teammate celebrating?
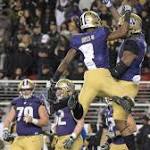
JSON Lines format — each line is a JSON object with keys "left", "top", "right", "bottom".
{"left": 52, "top": 79, "right": 84, "bottom": 150}
{"left": 100, "top": 0, "right": 147, "bottom": 149}
{"left": 100, "top": 99, "right": 136, "bottom": 150}
{"left": 49, "top": 8, "right": 146, "bottom": 150}
{"left": 2, "top": 79, "right": 49, "bottom": 150}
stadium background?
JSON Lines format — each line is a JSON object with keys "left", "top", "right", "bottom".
{"left": 0, "top": 0, "right": 150, "bottom": 149}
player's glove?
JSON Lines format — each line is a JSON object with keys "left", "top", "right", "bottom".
{"left": 112, "top": 96, "right": 134, "bottom": 113}
{"left": 2, "top": 128, "right": 14, "bottom": 142}
{"left": 101, "top": 0, "right": 112, "bottom": 8}
{"left": 48, "top": 79, "right": 57, "bottom": 99}
{"left": 63, "top": 135, "right": 75, "bottom": 149}
{"left": 100, "top": 143, "right": 110, "bottom": 150}
{"left": 122, "top": 4, "right": 132, "bottom": 15}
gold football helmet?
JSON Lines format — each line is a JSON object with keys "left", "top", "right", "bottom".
{"left": 55, "top": 79, "right": 75, "bottom": 100}
{"left": 118, "top": 13, "right": 142, "bottom": 36}
{"left": 80, "top": 11, "right": 102, "bottom": 30}
{"left": 18, "top": 79, "right": 35, "bottom": 99}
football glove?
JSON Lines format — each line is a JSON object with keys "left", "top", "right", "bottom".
{"left": 48, "top": 79, "right": 57, "bottom": 99}
{"left": 101, "top": 0, "right": 112, "bottom": 8}
{"left": 63, "top": 136, "right": 75, "bottom": 149}
{"left": 122, "top": 4, "right": 132, "bottom": 15}
{"left": 100, "top": 143, "right": 110, "bottom": 150}
{"left": 2, "top": 129, "right": 14, "bottom": 142}
{"left": 112, "top": 96, "right": 134, "bottom": 113}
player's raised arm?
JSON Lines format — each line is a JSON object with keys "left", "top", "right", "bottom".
{"left": 107, "top": 21, "right": 128, "bottom": 40}
{"left": 107, "top": 9, "right": 132, "bottom": 41}
{"left": 101, "top": 0, "right": 121, "bottom": 22}
{"left": 101, "top": 0, "right": 133, "bottom": 22}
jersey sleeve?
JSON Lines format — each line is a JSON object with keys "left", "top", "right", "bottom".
{"left": 123, "top": 39, "right": 139, "bottom": 55}
{"left": 69, "top": 36, "right": 79, "bottom": 50}
{"left": 11, "top": 99, "right": 17, "bottom": 110}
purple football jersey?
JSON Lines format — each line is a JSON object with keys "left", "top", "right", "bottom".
{"left": 11, "top": 96, "right": 44, "bottom": 136}
{"left": 70, "top": 27, "right": 110, "bottom": 70}
{"left": 118, "top": 33, "right": 147, "bottom": 81}
{"left": 55, "top": 107, "right": 76, "bottom": 136}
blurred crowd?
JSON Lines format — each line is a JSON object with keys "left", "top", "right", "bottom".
{"left": 0, "top": 0, "right": 150, "bottom": 81}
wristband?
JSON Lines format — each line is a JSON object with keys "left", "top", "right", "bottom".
{"left": 71, "top": 133, "right": 77, "bottom": 139}
{"left": 105, "top": 0, "right": 112, "bottom": 8}
{"left": 4, "top": 128, "right": 9, "bottom": 130}
{"left": 122, "top": 5, "right": 132, "bottom": 15}
{"left": 32, "top": 118, "right": 39, "bottom": 125}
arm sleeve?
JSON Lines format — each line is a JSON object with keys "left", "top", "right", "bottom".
{"left": 123, "top": 40, "right": 139, "bottom": 55}
{"left": 11, "top": 99, "right": 16, "bottom": 110}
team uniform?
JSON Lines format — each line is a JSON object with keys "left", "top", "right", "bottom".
{"left": 112, "top": 33, "right": 147, "bottom": 120}
{"left": 70, "top": 25, "right": 146, "bottom": 120}
{"left": 10, "top": 96, "right": 44, "bottom": 150}
{"left": 54, "top": 107, "right": 83, "bottom": 150}
{"left": 102, "top": 107, "right": 128, "bottom": 150}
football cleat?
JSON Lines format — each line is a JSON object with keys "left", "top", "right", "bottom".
{"left": 112, "top": 96, "right": 134, "bottom": 113}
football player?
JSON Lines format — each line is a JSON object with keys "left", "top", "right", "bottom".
{"left": 100, "top": 99, "right": 136, "bottom": 150}
{"left": 52, "top": 79, "right": 84, "bottom": 150}
{"left": 101, "top": 1, "right": 147, "bottom": 149}
{"left": 2, "top": 79, "right": 49, "bottom": 150}
{"left": 50, "top": 9, "right": 130, "bottom": 113}
{"left": 49, "top": 9, "right": 146, "bottom": 150}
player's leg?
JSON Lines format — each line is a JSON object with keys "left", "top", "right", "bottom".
{"left": 24, "top": 135, "right": 43, "bottom": 150}
{"left": 102, "top": 78, "right": 138, "bottom": 150}
{"left": 68, "top": 69, "right": 111, "bottom": 119}
{"left": 11, "top": 137, "right": 24, "bottom": 150}
{"left": 68, "top": 70, "right": 99, "bottom": 119}
{"left": 112, "top": 103, "right": 136, "bottom": 150}
{"left": 78, "top": 69, "right": 103, "bottom": 116}
{"left": 110, "top": 143, "right": 128, "bottom": 150}
{"left": 78, "top": 85, "right": 98, "bottom": 117}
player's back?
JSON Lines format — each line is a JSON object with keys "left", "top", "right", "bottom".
{"left": 70, "top": 27, "right": 110, "bottom": 70}
{"left": 119, "top": 33, "right": 147, "bottom": 82}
